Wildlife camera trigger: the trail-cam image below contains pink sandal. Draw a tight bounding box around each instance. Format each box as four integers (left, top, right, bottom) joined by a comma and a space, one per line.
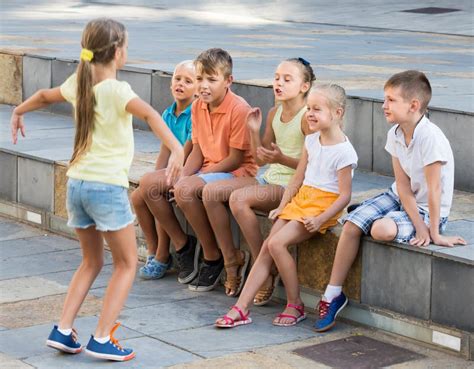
273, 303, 307, 327
215, 305, 252, 328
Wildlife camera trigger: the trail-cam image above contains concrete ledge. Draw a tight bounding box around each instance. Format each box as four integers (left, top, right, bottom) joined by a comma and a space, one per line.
0, 53, 22, 105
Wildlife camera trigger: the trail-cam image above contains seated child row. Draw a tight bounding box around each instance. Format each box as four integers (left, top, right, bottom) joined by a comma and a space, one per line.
133, 48, 466, 331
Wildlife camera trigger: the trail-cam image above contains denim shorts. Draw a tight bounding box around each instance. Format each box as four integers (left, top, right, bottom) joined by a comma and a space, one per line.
66, 178, 135, 232
343, 188, 448, 243
197, 172, 234, 183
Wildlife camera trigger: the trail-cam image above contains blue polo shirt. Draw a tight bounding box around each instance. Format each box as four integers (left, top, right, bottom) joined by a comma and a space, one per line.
162, 102, 192, 146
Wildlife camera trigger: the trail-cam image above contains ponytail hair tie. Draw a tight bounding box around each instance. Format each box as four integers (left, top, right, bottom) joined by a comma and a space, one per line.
80, 48, 94, 62
298, 57, 310, 66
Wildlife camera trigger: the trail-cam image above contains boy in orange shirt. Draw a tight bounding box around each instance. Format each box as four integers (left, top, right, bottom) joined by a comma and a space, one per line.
140, 48, 257, 291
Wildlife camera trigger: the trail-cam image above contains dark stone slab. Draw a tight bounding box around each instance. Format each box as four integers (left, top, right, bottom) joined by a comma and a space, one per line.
50, 59, 77, 116
22, 56, 52, 101
431, 257, 474, 332
294, 335, 424, 369
361, 240, 432, 320
0, 151, 17, 202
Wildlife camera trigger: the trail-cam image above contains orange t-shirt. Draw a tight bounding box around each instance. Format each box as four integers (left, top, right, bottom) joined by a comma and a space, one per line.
191, 89, 257, 177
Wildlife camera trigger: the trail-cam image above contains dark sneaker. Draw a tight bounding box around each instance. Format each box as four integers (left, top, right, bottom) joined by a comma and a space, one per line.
176, 235, 201, 284
46, 325, 82, 354
84, 323, 135, 361
188, 258, 224, 292
313, 292, 348, 332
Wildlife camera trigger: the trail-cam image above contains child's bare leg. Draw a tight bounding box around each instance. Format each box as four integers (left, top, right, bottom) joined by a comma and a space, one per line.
230, 184, 285, 294
328, 221, 363, 287
155, 223, 171, 263
94, 224, 137, 337
131, 187, 158, 257
140, 170, 187, 250
59, 227, 104, 329
174, 176, 220, 260
215, 219, 288, 324
202, 177, 256, 295
229, 184, 285, 260
267, 220, 313, 325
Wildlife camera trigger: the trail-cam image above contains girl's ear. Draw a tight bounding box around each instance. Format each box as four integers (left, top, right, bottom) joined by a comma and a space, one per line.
335, 107, 344, 120
301, 81, 310, 94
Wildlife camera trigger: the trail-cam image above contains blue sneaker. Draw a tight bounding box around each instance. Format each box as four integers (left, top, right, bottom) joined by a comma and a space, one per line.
138, 256, 172, 279
46, 325, 82, 354
313, 292, 348, 332
84, 323, 135, 361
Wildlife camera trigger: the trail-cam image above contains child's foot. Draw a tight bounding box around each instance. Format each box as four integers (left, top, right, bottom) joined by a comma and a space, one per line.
224, 250, 250, 297
138, 256, 172, 280
313, 292, 348, 332
188, 257, 224, 292
215, 305, 252, 328
273, 303, 306, 326
254, 273, 279, 306
176, 235, 201, 284
46, 325, 82, 354
84, 323, 135, 361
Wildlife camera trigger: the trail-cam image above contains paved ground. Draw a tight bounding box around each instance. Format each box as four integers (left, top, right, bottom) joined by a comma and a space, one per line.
0, 215, 473, 369
0, 0, 473, 112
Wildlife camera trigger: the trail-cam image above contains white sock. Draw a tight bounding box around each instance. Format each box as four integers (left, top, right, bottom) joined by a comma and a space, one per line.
94, 335, 110, 344
57, 327, 72, 336
323, 285, 342, 302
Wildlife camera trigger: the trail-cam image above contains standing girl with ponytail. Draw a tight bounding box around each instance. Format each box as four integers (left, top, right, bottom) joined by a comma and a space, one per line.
10, 18, 184, 361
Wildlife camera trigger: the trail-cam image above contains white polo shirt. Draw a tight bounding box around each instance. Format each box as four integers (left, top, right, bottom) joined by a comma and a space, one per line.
385, 116, 454, 218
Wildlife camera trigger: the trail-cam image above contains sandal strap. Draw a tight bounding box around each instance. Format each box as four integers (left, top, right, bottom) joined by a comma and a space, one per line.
276, 313, 298, 322
220, 315, 235, 325
224, 253, 244, 269
287, 303, 305, 316
231, 305, 249, 321
224, 275, 242, 290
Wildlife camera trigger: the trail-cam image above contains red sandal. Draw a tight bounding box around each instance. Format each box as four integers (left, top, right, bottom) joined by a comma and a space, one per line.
273, 303, 306, 327
215, 305, 252, 328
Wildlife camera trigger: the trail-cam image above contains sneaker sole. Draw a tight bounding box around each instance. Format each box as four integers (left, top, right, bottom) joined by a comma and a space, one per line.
178, 241, 201, 284
313, 297, 348, 332
188, 267, 224, 292
46, 340, 82, 354
84, 348, 136, 361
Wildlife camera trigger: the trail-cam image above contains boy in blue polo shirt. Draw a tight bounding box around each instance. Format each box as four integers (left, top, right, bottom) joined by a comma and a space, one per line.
132, 60, 196, 279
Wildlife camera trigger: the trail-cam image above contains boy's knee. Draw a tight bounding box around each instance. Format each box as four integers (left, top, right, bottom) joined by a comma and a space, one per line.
130, 188, 143, 206
371, 218, 397, 241
139, 172, 167, 200
229, 191, 248, 216
201, 184, 215, 207
174, 183, 196, 207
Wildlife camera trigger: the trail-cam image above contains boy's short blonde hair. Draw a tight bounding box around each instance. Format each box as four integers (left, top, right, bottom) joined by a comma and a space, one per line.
384, 70, 432, 113
173, 60, 195, 76
194, 48, 232, 78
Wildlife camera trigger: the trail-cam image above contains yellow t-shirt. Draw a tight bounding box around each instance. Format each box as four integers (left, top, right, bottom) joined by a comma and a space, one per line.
60, 74, 138, 188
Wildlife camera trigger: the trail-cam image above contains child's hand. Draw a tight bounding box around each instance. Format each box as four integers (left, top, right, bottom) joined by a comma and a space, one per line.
431, 233, 466, 247
246, 107, 262, 133
257, 143, 283, 164
268, 207, 283, 220
11, 111, 26, 144
165, 150, 184, 186
302, 216, 323, 233
409, 223, 431, 247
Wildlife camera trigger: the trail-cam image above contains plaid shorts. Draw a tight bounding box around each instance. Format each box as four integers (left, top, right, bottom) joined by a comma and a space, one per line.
343, 189, 448, 243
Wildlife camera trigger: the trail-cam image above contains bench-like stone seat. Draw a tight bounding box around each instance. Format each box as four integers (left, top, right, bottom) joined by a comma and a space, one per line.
0, 103, 473, 357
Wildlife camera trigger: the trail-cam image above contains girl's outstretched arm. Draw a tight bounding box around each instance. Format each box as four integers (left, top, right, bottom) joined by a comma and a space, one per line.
126, 98, 184, 184
11, 87, 65, 144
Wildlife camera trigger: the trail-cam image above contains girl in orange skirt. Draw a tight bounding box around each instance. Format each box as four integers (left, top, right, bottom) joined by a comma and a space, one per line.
215, 84, 358, 328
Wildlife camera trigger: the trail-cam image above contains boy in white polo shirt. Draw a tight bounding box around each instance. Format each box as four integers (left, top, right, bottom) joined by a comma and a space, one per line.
313, 70, 466, 333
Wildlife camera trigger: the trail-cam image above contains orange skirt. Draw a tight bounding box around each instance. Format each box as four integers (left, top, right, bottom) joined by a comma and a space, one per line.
278, 185, 341, 234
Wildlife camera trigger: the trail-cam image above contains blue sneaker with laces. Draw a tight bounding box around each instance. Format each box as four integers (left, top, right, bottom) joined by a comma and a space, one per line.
84, 323, 135, 361
138, 256, 172, 279
46, 325, 82, 354
313, 292, 348, 332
